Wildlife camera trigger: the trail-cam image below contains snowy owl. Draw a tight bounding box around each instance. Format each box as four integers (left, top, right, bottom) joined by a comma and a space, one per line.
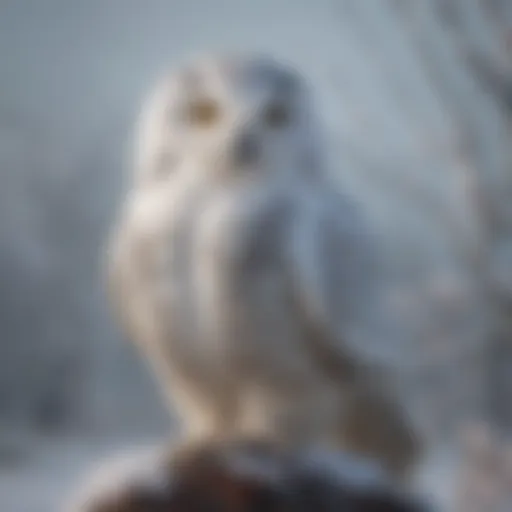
107, 53, 420, 477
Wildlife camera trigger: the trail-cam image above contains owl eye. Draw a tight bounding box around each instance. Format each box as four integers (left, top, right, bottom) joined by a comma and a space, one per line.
187, 98, 220, 127
263, 102, 290, 128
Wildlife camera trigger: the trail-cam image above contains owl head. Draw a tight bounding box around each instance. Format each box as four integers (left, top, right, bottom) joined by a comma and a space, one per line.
134, 53, 325, 188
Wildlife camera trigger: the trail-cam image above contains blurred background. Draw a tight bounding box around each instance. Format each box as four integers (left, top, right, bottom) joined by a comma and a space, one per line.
0, 1, 511, 510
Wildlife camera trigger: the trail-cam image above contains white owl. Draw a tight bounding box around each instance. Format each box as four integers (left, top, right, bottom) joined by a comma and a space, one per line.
107, 53, 419, 477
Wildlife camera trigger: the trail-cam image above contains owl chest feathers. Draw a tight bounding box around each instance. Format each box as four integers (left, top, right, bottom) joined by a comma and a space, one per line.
128, 179, 317, 381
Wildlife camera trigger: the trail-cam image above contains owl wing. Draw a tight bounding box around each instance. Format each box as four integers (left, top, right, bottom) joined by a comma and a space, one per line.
106, 209, 158, 349
286, 185, 386, 377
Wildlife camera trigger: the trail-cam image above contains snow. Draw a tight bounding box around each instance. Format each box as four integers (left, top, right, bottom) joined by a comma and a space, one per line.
0, 434, 162, 512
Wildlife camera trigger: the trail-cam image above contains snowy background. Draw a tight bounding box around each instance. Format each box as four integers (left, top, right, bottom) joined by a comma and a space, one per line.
0, 1, 511, 510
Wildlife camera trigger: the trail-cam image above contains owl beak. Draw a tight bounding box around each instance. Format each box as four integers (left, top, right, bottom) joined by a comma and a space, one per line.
232, 132, 260, 167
